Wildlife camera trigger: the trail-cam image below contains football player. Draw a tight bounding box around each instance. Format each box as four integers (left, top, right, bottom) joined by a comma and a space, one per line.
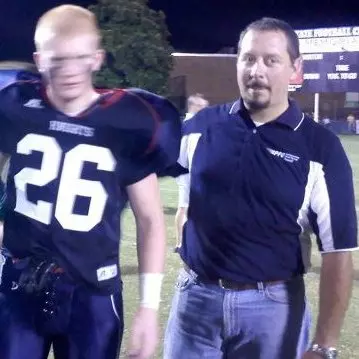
0, 5, 183, 359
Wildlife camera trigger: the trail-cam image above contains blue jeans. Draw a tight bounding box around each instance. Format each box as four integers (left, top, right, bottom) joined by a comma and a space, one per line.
164, 268, 311, 359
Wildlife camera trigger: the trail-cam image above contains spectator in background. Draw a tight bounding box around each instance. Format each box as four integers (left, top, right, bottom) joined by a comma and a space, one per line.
347, 113, 356, 133
174, 93, 209, 252
183, 93, 209, 121
321, 115, 332, 131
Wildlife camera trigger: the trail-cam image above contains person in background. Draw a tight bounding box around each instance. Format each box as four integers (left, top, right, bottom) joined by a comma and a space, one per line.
347, 113, 356, 133
321, 115, 332, 131
174, 93, 208, 252
183, 93, 209, 121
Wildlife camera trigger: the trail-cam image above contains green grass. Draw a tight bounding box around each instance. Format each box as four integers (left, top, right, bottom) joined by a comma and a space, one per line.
50, 135, 359, 358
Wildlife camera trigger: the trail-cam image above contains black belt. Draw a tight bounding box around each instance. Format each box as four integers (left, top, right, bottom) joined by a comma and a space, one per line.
184, 264, 290, 291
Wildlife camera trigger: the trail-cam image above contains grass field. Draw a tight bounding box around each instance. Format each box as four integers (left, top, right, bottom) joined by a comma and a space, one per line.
52, 135, 359, 358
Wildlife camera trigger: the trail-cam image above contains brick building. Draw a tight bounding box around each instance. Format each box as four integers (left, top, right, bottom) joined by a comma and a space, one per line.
169, 53, 238, 112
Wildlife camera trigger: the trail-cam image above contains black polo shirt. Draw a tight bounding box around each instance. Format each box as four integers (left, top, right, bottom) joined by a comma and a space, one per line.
177, 99, 358, 283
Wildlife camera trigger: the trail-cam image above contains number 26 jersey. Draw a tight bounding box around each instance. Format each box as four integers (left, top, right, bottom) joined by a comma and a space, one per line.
0, 81, 182, 294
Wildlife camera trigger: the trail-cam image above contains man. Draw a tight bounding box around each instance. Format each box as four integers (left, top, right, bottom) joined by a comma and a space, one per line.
164, 17, 357, 359
0, 5, 182, 359
174, 93, 208, 252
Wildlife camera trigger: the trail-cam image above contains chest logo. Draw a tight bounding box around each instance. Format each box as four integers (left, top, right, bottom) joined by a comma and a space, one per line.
266, 147, 300, 163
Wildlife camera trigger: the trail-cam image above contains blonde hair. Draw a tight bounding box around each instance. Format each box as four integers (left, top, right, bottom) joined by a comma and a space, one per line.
34, 5, 101, 49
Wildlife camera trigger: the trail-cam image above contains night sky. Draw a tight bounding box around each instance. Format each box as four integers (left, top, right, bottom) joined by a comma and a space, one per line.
0, 0, 357, 61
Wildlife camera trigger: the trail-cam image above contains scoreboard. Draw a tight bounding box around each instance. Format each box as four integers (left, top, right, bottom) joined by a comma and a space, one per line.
290, 26, 359, 92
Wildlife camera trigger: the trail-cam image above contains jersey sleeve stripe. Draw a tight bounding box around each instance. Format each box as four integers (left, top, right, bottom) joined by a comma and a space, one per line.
98, 89, 126, 109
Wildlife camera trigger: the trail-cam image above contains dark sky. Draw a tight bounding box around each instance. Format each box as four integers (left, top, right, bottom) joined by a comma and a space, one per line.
0, 0, 357, 61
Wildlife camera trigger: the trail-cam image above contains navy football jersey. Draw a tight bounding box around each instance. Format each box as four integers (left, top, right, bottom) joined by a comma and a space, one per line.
0, 81, 182, 294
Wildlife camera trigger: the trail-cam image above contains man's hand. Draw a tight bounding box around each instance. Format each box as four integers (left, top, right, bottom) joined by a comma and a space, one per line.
127, 307, 159, 359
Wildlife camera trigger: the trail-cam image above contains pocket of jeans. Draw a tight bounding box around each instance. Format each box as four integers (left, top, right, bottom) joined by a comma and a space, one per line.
175, 268, 196, 292
264, 284, 289, 304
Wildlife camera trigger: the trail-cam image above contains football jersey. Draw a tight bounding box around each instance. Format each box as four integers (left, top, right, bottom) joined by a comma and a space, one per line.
0, 81, 183, 294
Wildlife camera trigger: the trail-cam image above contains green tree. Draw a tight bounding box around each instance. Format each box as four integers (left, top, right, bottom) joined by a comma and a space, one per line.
89, 0, 173, 95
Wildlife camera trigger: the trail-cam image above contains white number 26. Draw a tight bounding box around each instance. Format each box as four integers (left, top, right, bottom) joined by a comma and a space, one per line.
14, 134, 116, 232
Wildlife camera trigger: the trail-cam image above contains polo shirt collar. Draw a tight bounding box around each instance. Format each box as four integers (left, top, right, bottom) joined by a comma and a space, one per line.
229, 99, 304, 130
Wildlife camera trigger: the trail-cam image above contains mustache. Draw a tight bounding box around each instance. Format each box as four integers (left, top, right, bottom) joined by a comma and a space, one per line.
246, 81, 270, 90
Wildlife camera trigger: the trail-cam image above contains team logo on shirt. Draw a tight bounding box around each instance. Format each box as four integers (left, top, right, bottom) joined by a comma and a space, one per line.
266, 147, 300, 163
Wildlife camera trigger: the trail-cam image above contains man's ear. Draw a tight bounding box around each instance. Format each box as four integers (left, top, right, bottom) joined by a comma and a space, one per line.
290, 56, 303, 81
